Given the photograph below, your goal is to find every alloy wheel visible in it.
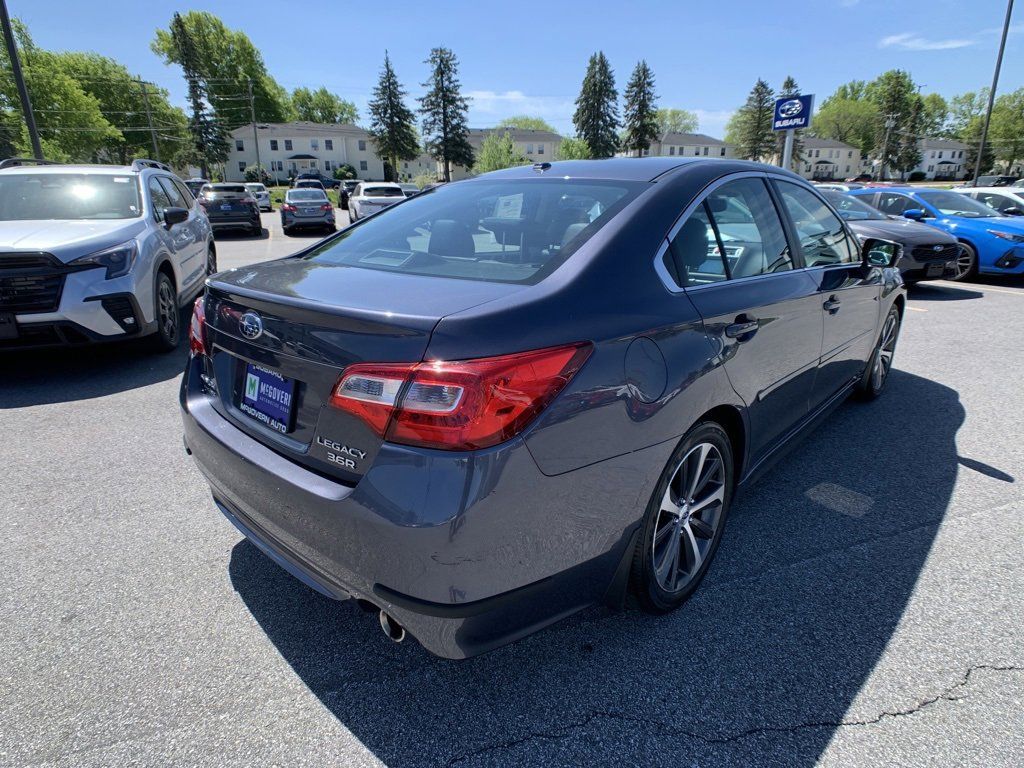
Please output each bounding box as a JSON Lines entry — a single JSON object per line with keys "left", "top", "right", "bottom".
{"left": 871, "top": 311, "right": 899, "bottom": 390}
{"left": 651, "top": 442, "right": 726, "bottom": 593}
{"left": 206, "top": 248, "right": 217, "bottom": 276}
{"left": 952, "top": 245, "right": 974, "bottom": 281}
{"left": 158, "top": 279, "right": 177, "bottom": 342}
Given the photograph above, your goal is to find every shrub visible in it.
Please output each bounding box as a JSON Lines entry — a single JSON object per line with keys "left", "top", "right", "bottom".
{"left": 243, "top": 165, "right": 271, "bottom": 184}
{"left": 907, "top": 171, "right": 926, "bottom": 182}
{"left": 333, "top": 164, "right": 357, "bottom": 180}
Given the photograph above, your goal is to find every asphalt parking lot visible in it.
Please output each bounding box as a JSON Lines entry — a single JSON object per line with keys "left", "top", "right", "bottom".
{"left": 2, "top": 216, "right": 1022, "bottom": 767}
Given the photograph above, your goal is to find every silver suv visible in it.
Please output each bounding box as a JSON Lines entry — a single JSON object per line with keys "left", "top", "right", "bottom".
{"left": 0, "top": 158, "right": 215, "bottom": 351}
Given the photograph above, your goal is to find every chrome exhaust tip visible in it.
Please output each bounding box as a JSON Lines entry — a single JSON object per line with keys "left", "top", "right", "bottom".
{"left": 379, "top": 610, "right": 406, "bottom": 643}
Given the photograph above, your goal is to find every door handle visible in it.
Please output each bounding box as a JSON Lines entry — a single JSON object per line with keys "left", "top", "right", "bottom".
{"left": 823, "top": 296, "right": 842, "bottom": 314}
{"left": 725, "top": 318, "right": 759, "bottom": 340}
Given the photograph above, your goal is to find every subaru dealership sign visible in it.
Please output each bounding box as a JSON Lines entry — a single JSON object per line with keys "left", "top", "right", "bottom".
{"left": 772, "top": 94, "right": 814, "bottom": 131}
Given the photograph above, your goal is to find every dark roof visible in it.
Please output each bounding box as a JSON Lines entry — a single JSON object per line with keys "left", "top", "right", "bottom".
{"left": 287, "top": 153, "right": 318, "bottom": 160}
{"left": 467, "top": 127, "right": 563, "bottom": 143}
{"left": 802, "top": 136, "right": 857, "bottom": 150}
{"left": 474, "top": 157, "right": 793, "bottom": 182}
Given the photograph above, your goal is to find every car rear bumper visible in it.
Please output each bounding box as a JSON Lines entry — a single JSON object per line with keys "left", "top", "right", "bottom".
{"left": 209, "top": 214, "right": 260, "bottom": 230}
{"left": 282, "top": 214, "right": 334, "bottom": 228}
{"left": 180, "top": 355, "right": 666, "bottom": 658}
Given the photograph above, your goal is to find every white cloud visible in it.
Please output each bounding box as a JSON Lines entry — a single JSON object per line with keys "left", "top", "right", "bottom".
{"left": 879, "top": 32, "right": 974, "bottom": 51}
{"left": 464, "top": 90, "right": 574, "bottom": 119}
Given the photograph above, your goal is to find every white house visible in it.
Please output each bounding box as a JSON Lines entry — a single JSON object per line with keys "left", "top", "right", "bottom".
{"left": 799, "top": 137, "right": 861, "bottom": 181}
{"left": 912, "top": 138, "right": 969, "bottom": 181}
{"left": 446, "top": 128, "right": 563, "bottom": 180}
{"left": 648, "top": 132, "right": 733, "bottom": 159}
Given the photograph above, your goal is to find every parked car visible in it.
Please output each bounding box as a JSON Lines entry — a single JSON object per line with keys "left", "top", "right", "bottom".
{"left": 293, "top": 179, "right": 326, "bottom": 194}
{"left": 280, "top": 188, "right": 335, "bottom": 235}
{"left": 820, "top": 190, "right": 958, "bottom": 283}
{"left": 966, "top": 175, "right": 1019, "bottom": 188}
{"left": 399, "top": 183, "right": 421, "bottom": 197}
{"left": 185, "top": 178, "right": 210, "bottom": 197}
{"left": 847, "top": 186, "right": 1024, "bottom": 280}
{"left": 848, "top": 174, "right": 873, "bottom": 183}
{"left": 181, "top": 157, "right": 905, "bottom": 658}
{"left": 294, "top": 172, "right": 340, "bottom": 190}
{"left": 245, "top": 182, "right": 272, "bottom": 212}
{"left": 349, "top": 182, "right": 406, "bottom": 220}
{"left": 0, "top": 157, "right": 214, "bottom": 351}
{"left": 198, "top": 184, "right": 262, "bottom": 237}
{"left": 956, "top": 186, "right": 1024, "bottom": 216}
{"left": 338, "top": 179, "right": 359, "bottom": 210}
{"left": 815, "top": 182, "right": 864, "bottom": 192}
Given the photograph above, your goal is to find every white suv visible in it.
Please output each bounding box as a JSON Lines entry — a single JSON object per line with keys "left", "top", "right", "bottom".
{"left": 0, "top": 158, "right": 215, "bottom": 351}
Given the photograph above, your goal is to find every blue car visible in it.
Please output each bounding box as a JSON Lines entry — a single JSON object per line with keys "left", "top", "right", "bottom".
{"left": 847, "top": 186, "right": 1024, "bottom": 280}
{"left": 182, "top": 158, "right": 905, "bottom": 658}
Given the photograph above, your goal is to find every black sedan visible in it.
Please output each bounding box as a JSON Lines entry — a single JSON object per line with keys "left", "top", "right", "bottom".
{"left": 822, "top": 190, "right": 958, "bottom": 283}
{"left": 198, "top": 184, "right": 262, "bottom": 237}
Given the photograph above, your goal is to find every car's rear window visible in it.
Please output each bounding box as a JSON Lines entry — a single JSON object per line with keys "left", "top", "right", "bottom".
{"left": 0, "top": 173, "right": 141, "bottom": 220}
{"left": 304, "top": 178, "right": 643, "bottom": 284}
{"left": 362, "top": 186, "right": 405, "bottom": 197}
{"left": 204, "top": 185, "right": 247, "bottom": 198}
{"left": 288, "top": 190, "right": 327, "bottom": 202}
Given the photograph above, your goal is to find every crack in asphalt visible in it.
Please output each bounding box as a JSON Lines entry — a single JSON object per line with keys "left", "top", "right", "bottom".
{"left": 444, "top": 664, "right": 1024, "bottom": 766}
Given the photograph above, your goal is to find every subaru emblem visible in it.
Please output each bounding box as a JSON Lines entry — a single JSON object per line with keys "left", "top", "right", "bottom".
{"left": 933, "top": 244, "right": 943, "bottom": 252}
{"left": 778, "top": 99, "right": 803, "bottom": 118}
{"left": 239, "top": 311, "right": 263, "bottom": 340}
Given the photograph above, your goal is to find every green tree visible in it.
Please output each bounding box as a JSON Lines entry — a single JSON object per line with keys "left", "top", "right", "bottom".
{"left": 865, "top": 70, "right": 918, "bottom": 175}
{"left": 991, "top": 88, "right": 1024, "bottom": 173}
{"left": 167, "top": 12, "right": 228, "bottom": 178}
{"left": 475, "top": 131, "right": 527, "bottom": 173}
{"left": 367, "top": 54, "right": 420, "bottom": 182}
{"left": 496, "top": 115, "right": 556, "bottom": 132}
{"left": 654, "top": 108, "right": 698, "bottom": 136}
{"left": 573, "top": 51, "right": 618, "bottom": 158}
{"left": 556, "top": 136, "right": 591, "bottom": 160}
{"left": 621, "top": 60, "right": 658, "bottom": 156}
{"left": 291, "top": 87, "right": 358, "bottom": 124}
{"left": 812, "top": 93, "right": 880, "bottom": 157}
{"left": 894, "top": 96, "right": 924, "bottom": 179}
{"left": 920, "top": 93, "right": 949, "bottom": 137}
{"left": 152, "top": 11, "right": 292, "bottom": 129}
{"left": 418, "top": 47, "right": 473, "bottom": 182}
{"left": 726, "top": 79, "right": 775, "bottom": 161}
{"left": 774, "top": 76, "right": 804, "bottom": 170}
{"left": 412, "top": 170, "right": 436, "bottom": 188}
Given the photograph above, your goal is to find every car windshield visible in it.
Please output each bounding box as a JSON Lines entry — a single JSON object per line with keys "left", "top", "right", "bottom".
{"left": 305, "top": 178, "right": 643, "bottom": 284}
{"left": 822, "top": 191, "right": 885, "bottom": 220}
{"left": 362, "top": 186, "right": 405, "bottom": 197}
{"left": 297, "top": 181, "right": 322, "bottom": 187}
{"left": 0, "top": 173, "right": 142, "bottom": 220}
{"left": 288, "top": 190, "right": 327, "bottom": 202}
{"left": 246, "top": 184, "right": 266, "bottom": 193}
{"left": 917, "top": 190, "right": 1001, "bottom": 218}
{"left": 203, "top": 186, "right": 248, "bottom": 199}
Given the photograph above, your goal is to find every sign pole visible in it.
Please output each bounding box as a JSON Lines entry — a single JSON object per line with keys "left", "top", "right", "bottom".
{"left": 781, "top": 129, "right": 794, "bottom": 171}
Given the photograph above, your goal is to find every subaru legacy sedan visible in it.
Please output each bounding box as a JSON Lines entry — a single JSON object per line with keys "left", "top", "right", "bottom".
{"left": 181, "top": 158, "right": 904, "bottom": 658}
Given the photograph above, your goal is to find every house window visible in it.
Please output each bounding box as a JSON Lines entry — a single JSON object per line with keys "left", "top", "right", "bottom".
{"left": 358, "top": 140, "right": 366, "bottom": 151}
{"left": 537, "top": 144, "right": 544, "bottom": 154}
{"left": 669, "top": 146, "right": 675, "bottom": 156}
{"left": 846, "top": 165, "right": 851, "bottom": 172}
{"left": 805, "top": 164, "right": 811, "bottom": 172}
{"left": 271, "top": 160, "right": 282, "bottom": 172}
{"left": 938, "top": 151, "right": 943, "bottom": 159}
{"left": 693, "top": 148, "right": 699, "bottom": 155}
{"left": 324, "top": 160, "right": 332, "bottom": 171}
{"left": 703, "top": 147, "right": 709, "bottom": 156}
{"left": 311, "top": 138, "right": 319, "bottom": 150}
{"left": 404, "top": 162, "right": 409, "bottom": 169}
{"left": 526, "top": 144, "right": 534, "bottom": 154}
{"left": 359, "top": 160, "right": 367, "bottom": 171}
{"left": 270, "top": 139, "right": 278, "bottom": 151}
{"left": 285, "top": 139, "right": 293, "bottom": 151}
{"left": 235, "top": 139, "right": 244, "bottom": 151}
{"left": 720, "top": 147, "right": 726, "bottom": 156}
{"left": 848, "top": 151, "right": 853, "bottom": 158}
{"left": 325, "top": 139, "right": 333, "bottom": 151}
{"left": 238, "top": 161, "right": 245, "bottom": 172}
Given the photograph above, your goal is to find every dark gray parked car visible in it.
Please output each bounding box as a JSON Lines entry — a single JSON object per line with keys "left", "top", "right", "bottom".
{"left": 198, "top": 184, "right": 262, "bottom": 237}
{"left": 821, "top": 189, "right": 959, "bottom": 283}
{"left": 280, "top": 189, "right": 335, "bottom": 235}
{"left": 181, "top": 158, "right": 905, "bottom": 658}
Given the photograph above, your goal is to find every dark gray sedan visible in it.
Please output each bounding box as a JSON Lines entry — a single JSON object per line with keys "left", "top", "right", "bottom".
{"left": 281, "top": 189, "right": 335, "bottom": 235}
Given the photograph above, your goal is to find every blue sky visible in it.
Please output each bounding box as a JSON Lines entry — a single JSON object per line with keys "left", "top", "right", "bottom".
{"left": 17, "top": 0, "right": 1023, "bottom": 137}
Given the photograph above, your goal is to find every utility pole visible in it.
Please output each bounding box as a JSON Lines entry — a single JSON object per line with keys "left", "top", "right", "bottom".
{"left": 0, "top": 0, "right": 41, "bottom": 159}
{"left": 879, "top": 114, "right": 897, "bottom": 181}
{"left": 247, "top": 78, "right": 261, "bottom": 178}
{"left": 138, "top": 81, "right": 160, "bottom": 162}
{"left": 973, "top": 0, "right": 1014, "bottom": 185}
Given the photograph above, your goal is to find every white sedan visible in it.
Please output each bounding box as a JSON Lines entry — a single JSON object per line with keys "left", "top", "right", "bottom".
{"left": 349, "top": 182, "right": 406, "bottom": 221}
{"left": 956, "top": 186, "right": 1024, "bottom": 217}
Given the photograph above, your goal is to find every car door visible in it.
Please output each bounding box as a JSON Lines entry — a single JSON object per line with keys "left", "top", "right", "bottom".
{"left": 974, "top": 191, "right": 1021, "bottom": 215}
{"left": 157, "top": 176, "right": 205, "bottom": 293}
{"left": 147, "top": 176, "right": 191, "bottom": 298}
{"left": 773, "top": 180, "right": 881, "bottom": 409}
{"left": 664, "top": 174, "right": 824, "bottom": 462}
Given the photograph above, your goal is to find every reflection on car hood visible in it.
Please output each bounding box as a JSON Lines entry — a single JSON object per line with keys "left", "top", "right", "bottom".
{"left": 845, "top": 218, "right": 957, "bottom": 245}
{"left": 0, "top": 218, "right": 146, "bottom": 262}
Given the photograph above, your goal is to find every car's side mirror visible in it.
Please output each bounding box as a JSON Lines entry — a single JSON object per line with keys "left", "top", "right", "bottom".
{"left": 902, "top": 208, "right": 925, "bottom": 221}
{"left": 164, "top": 207, "right": 189, "bottom": 229}
{"left": 861, "top": 237, "right": 902, "bottom": 268}
{"left": 1003, "top": 206, "right": 1023, "bottom": 216}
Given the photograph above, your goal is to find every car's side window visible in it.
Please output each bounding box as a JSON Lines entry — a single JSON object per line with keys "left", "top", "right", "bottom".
{"left": 667, "top": 203, "right": 727, "bottom": 287}
{"left": 170, "top": 178, "right": 195, "bottom": 207}
{"left": 704, "top": 178, "right": 793, "bottom": 278}
{"left": 875, "top": 193, "right": 915, "bottom": 216}
{"left": 775, "top": 181, "right": 856, "bottom": 266}
{"left": 157, "top": 176, "right": 187, "bottom": 211}
{"left": 148, "top": 177, "right": 172, "bottom": 222}
{"left": 978, "top": 192, "right": 1011, "bottom": 212}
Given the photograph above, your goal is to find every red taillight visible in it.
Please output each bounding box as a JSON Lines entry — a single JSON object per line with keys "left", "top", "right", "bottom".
{"left": 281, "top": 203, "right": 297, "bottom": 212}
{"left": 329, "top": 343, "right": 592, "bottom": 450}
{"left": 189, "top": 296, "right": 207, "bottom": 356}
{"left": 320, "top": 204, "right": 332, "bottom": 211}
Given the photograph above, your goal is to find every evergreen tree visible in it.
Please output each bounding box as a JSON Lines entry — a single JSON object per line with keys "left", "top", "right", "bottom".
{"left": 727, "top": 79, "right": 775, "bottom": 161}
{"left": 169, "top": 12, "right": 227, "bottom": 178}
{"left": 622, "top": 60, "right": 658, "bottom": 156}
{"left": 573, "top": 52, "right": 619, "bottom": 158}
{"left": 475, "top": 131, "right": 528, "bottom": 173}
{"left": 418, "top": 47, "right": 473, "bottom": 182}
{"left": 368, "top": 53, "right": 420, "bottom": 182}
{"left": 774, "top": 76, "right": 804, "bottom": 170}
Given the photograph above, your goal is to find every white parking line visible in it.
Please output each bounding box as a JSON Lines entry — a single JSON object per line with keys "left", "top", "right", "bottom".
{"left": 907, "top": 306, "right": 928, "bottom": 312}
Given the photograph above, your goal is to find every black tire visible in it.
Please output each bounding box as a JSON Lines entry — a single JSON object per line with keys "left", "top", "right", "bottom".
{"left": 951, "top": 242, "right": 978, "bottom": 282}
{"left": 857, "top": 304, "right": 901, "bottom": 400}
{"left": 282, "top": 224, "right": 292, "bottom": 236}
{"left": 205, "top": 245, "right": 217, "bottom": 276}
{"left": 251, "top": 223, "right": 262, "bottom": 237}
{"left": 151, "top": 271, "right": 180, "bottom": 352}
{"left": 630, "top": 421, "right": 734, "bottom": 614}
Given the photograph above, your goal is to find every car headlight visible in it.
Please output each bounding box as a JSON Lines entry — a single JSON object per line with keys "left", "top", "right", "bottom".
{"left": 986, "top": 229, "right": 1024, "bottom": 243}
{"left": 70, "top": 240, "right": 138, "bottom": 279}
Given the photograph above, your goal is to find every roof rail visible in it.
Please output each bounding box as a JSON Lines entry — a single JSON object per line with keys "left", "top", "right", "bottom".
{"left": 0, "top": 157, "right": 61, "bottom": 169}
{"left": 130, "top": 158, "right": 171, "bottom": 172}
